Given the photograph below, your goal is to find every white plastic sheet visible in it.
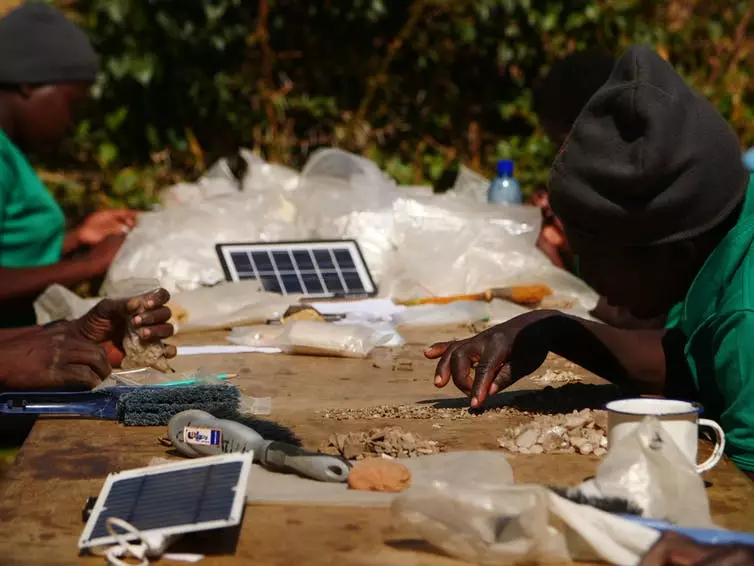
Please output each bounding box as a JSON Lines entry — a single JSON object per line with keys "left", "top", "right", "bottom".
{"left": 393, "top": 483, "right": 659, "bottom": 565}
{"left": 105, "top": 148, "right": 600, "bottom": 313}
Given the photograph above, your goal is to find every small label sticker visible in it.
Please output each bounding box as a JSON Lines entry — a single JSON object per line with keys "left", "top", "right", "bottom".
{"left": 183, "top": 426, "right": 222, "bottom": 447}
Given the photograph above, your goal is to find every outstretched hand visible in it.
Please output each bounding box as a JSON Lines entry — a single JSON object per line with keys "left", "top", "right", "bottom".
{"left": 70, "top": 288, "right": 177, "bottom": 367}
{"left": 424, "top": 313, "right": 551, "bottom": 408}
{"left": 77, "top": 209, "right": 139, "bottom": 246}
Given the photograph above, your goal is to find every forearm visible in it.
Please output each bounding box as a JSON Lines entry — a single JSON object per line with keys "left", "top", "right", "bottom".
{"left": 0, "top": 260, "right": 98, "bottom": 302}
{"left": 519, "top": 310, "right": 690, "bottom": 396}
{"left": 62, "top": 229, "right": 81, "bottom": 256}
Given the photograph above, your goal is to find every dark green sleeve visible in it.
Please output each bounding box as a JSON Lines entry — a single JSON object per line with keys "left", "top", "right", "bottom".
{"left": 707, "top": 311, "right": 754, "bottom": 471}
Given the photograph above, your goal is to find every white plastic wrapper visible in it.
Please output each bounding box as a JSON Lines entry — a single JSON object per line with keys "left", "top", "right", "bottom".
{"left": 446, "top": 164, "right": 490, "bottom": 204}
{"left": 168, "top": 281, "right": 296, "bottom": 334}
{"left": 106, "top": 148, "right": 600, "bottom": 313}
{"left": 104, "top": 191, "right": 303, "bottom": 294}
{"left": 34, "top": 284, "right": 100, "bottom": 324}
{"left": 227, "top": 320, "right": 393, "bottom": 358}
{"left": 393, "top": 483, "right": 659, "bottom": 566}
{"left": 580, "top": 416, "right": 714, "bottom": 528}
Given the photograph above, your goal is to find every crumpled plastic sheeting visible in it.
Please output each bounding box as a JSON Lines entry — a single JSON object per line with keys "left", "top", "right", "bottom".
{"left": 34, "top": 284, "right": 100, "bottom": 324}
{"left": 104, "top": 191, "right": 303, "bottom": 294}
{"left": 393, "top": 483, "right": 659, "bottom": 566}
{"left": 167, "top": 281, "right": 296, "bottom": 334}
{"left": 581, "top": 416, "right": 714, "bottom": 529}
{"left": 106, "top": 148, "right": 600, "bottom": 311}
{"left": 446, "top": 164, "right": 490, "bottom": 204}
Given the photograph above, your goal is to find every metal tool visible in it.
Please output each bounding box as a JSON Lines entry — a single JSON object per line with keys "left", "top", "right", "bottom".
{"left": 168, "top": 410, "right": 351, "bottom": 483}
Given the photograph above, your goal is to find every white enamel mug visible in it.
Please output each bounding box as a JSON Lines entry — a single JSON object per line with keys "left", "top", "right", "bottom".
{"left": 605, "top": 398, "right": 726, "bottom": 473}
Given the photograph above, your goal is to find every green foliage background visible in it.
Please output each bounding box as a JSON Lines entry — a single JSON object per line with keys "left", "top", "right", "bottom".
{"left": 41, "top": 0, "right": 754, "bottom": 218}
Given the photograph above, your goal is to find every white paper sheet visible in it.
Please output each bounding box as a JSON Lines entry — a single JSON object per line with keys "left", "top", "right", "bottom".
{"left": 176, "top": 345, "right": 282, "bottom": 356}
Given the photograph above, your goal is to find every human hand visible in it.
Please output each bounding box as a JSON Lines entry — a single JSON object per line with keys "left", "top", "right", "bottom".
{"left": 77, "top": 209, "right": 139, "bottom": 246}
{"left": 640, "top": 532, "right": 754, "bottom": 566}
{"left": 424, "top": 312, "right": 551, "bottom": 408}
{"left": 70, "top": 288, "right": 177, "bottom": 367}
{"left": 0, "top": 326, "right": 111, "bottom": 390}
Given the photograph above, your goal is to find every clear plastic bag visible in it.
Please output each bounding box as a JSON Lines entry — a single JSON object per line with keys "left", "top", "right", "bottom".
{"left": 227, "top": 320, "right": 390, "bottom": 358}
{"left": 33, "top": 284, "right": 100, "bottom": 324}
{"left": 167, "top": 281, "right": 295, "bottom": 334}
{"left": 392, "top": 301, "right": 490, "bottom": 328}
{"left": 393, "top": 483, "right": 659, "bottom": 566}
{"left": 586, "top": 416, "right": 714, "bottom": 528}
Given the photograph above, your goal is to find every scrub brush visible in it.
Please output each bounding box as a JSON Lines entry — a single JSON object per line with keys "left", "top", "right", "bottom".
{"left": 0, "top": 384, "right": 242, "bottom": 426}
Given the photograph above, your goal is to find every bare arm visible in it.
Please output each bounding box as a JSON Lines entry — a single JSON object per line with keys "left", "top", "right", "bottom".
{"left": 0, "top": 259, "right": 100, "bottom": 303}
{"left": 62, "top": 229, "right": 81, "bottom": 256}
{"left": 527, "top": 312, "right": 690, "bottom": 396}
{"left": 428, "top": 310, "right": 693, "bottom": 407}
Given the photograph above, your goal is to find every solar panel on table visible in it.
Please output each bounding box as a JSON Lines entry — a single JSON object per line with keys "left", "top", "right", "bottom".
{"left": 79, "top": 453, "right": 252, "bottom": 549}
{"left": 216, "top": 240, "right": 377, "bottom": 298}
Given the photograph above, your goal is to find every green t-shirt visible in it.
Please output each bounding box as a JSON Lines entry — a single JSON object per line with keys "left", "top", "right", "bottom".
{"left": 668, "top": 174, "right": 754, "bottom": 471}
{"left": 0, "top": 129, "right": 65, "bottom": 327}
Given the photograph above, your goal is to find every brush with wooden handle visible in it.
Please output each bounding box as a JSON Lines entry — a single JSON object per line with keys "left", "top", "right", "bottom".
{"left": 396, "top": 284, "right": 553, "bottom": 307}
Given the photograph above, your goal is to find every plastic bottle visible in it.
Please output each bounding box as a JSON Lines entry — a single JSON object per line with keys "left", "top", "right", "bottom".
{"left": 487, "top": 159, "right": 522, "bottom": 205}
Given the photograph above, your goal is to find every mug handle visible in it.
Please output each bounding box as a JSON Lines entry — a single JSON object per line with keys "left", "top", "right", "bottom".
{"left": 697, "top": 419, "right": 726, "bottom": 473}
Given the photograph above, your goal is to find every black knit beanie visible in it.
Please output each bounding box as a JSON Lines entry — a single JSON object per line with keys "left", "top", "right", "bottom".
{"left": 0, "top": 2, "right": 98, "bottom": 85}
{"left": 549, "top": 44, "right": 747, "bottom": 247}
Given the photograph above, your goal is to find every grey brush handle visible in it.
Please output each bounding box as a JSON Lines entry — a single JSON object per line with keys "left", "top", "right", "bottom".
{"left": 263, "top": 441, "right": 351, "bottom": 483}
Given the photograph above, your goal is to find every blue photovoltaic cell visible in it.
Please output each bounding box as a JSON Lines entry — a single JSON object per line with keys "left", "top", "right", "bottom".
{"left": 221, "top": 243, "right": 373, "bottom": 297}
{"left": 88, "top": 461, "right": 242, "bottom": 541}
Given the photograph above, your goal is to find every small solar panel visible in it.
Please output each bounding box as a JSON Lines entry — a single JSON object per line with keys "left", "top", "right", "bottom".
{"left": 79, "top": 453, "right": 252, "bottom": 550}
{"left": 216, "top": 240, "right": 377, "bottom": 298}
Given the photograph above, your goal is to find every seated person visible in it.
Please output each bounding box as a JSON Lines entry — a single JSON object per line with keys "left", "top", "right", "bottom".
{"left": 0, "top": 3, "right": 139, "bottom": 328}
{"left": 531, "top": 49, "right": 668, "bottom": 330}
{"left": 427, "top": 45, "right": 754, "bottom": 479}
{"left": 0, "top": 287, "right": 176, "bottom": 391}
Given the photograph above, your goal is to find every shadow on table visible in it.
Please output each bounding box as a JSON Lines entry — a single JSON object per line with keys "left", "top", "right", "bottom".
{"left": 384, "top": 538, "right": 449, "bottom": 558}
{"left": 168, "top": 521, "right": 243, "bottom": 556}
{"left": 416, "top": 383, "right": 627, "bottom": 414}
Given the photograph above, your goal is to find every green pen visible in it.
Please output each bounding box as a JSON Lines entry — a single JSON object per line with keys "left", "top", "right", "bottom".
{"left": 156, "top": 373, "right": 237, "bottom": 387}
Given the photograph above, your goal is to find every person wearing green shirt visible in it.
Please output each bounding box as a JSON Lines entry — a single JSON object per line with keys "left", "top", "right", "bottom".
{"left": 0, "top": 3, "right": 139, "bottom": 328}
{"left": 426, "top": 45, "right": 754, "bottom": 479}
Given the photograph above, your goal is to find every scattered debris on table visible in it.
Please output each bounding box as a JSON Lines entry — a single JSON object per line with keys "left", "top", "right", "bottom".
{"left": 320, "top": 384, "right": 625, "bottom": 421}
{"left": 347, "top": 458, "right": 412, "bottom": 492}
{"left": 321, "top": 427, "right": 442, "bottom": 459}
{"left": 497, "top": 409, "right": 608, "bottom": 455}
{"left": 528, "top": 369, "right": 584, "bottom": 386}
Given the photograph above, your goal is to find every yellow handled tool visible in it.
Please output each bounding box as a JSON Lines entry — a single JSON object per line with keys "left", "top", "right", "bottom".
{"left": 396, "top": 284, "right": 553, "bottom": 307}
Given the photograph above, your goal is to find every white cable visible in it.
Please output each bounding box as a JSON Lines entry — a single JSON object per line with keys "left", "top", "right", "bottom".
{"left": 103, "top": 518, "right": 149, "bottom": 566}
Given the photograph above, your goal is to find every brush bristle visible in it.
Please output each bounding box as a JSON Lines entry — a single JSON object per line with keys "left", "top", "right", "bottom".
{"left": 230, "top": 415, "right": 301, "bottom": 446}
{"left": 548, "top": 486, "right": 644, "bottom": 516}
{"left": 117, "top": 384, "right": 241, "bottom": 426}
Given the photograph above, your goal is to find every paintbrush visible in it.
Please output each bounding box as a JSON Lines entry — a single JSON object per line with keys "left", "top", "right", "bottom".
{"left": 396, "top": 284, "right": 553, "bottom": 307}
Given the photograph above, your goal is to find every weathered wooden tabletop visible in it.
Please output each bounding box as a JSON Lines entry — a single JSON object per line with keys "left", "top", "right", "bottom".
{"left": 1, "top": 326, "right": 753, "bottom": 566}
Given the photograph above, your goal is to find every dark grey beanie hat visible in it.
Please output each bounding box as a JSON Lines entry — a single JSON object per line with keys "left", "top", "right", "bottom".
{"left": 0, "top": 2, "right": 99, "bottom": 85}
{"left": 549, "top": 44, "right": 747, "bottom": 247}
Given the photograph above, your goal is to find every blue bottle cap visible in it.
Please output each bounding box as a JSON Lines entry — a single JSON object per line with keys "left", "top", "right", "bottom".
{"left": 743, "top": 148, "right": 754, "bottom": 172}
{"left": 497, "top": 159, "right": 514, "bottom": 177}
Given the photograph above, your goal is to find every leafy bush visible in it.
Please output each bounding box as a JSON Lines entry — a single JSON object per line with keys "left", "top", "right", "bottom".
{"left": 40, "top": 0, "right": 754, "bottom": 216}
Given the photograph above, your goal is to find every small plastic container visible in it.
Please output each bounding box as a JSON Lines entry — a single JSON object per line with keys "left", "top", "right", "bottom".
{"left": 487, "top": 159, "right": 523, "bottom": 205}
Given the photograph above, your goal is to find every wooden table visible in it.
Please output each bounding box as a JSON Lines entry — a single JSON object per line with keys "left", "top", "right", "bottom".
{"left": 1, "top": 326, "right": 753, "bottom": 566}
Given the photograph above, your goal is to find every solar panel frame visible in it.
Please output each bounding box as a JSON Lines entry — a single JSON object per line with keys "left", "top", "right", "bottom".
{"left": 216, "top": 239, "right": 378, "bottom": 299}
{"left": 78, "top": 453, "right": 253, "bottom": 550}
